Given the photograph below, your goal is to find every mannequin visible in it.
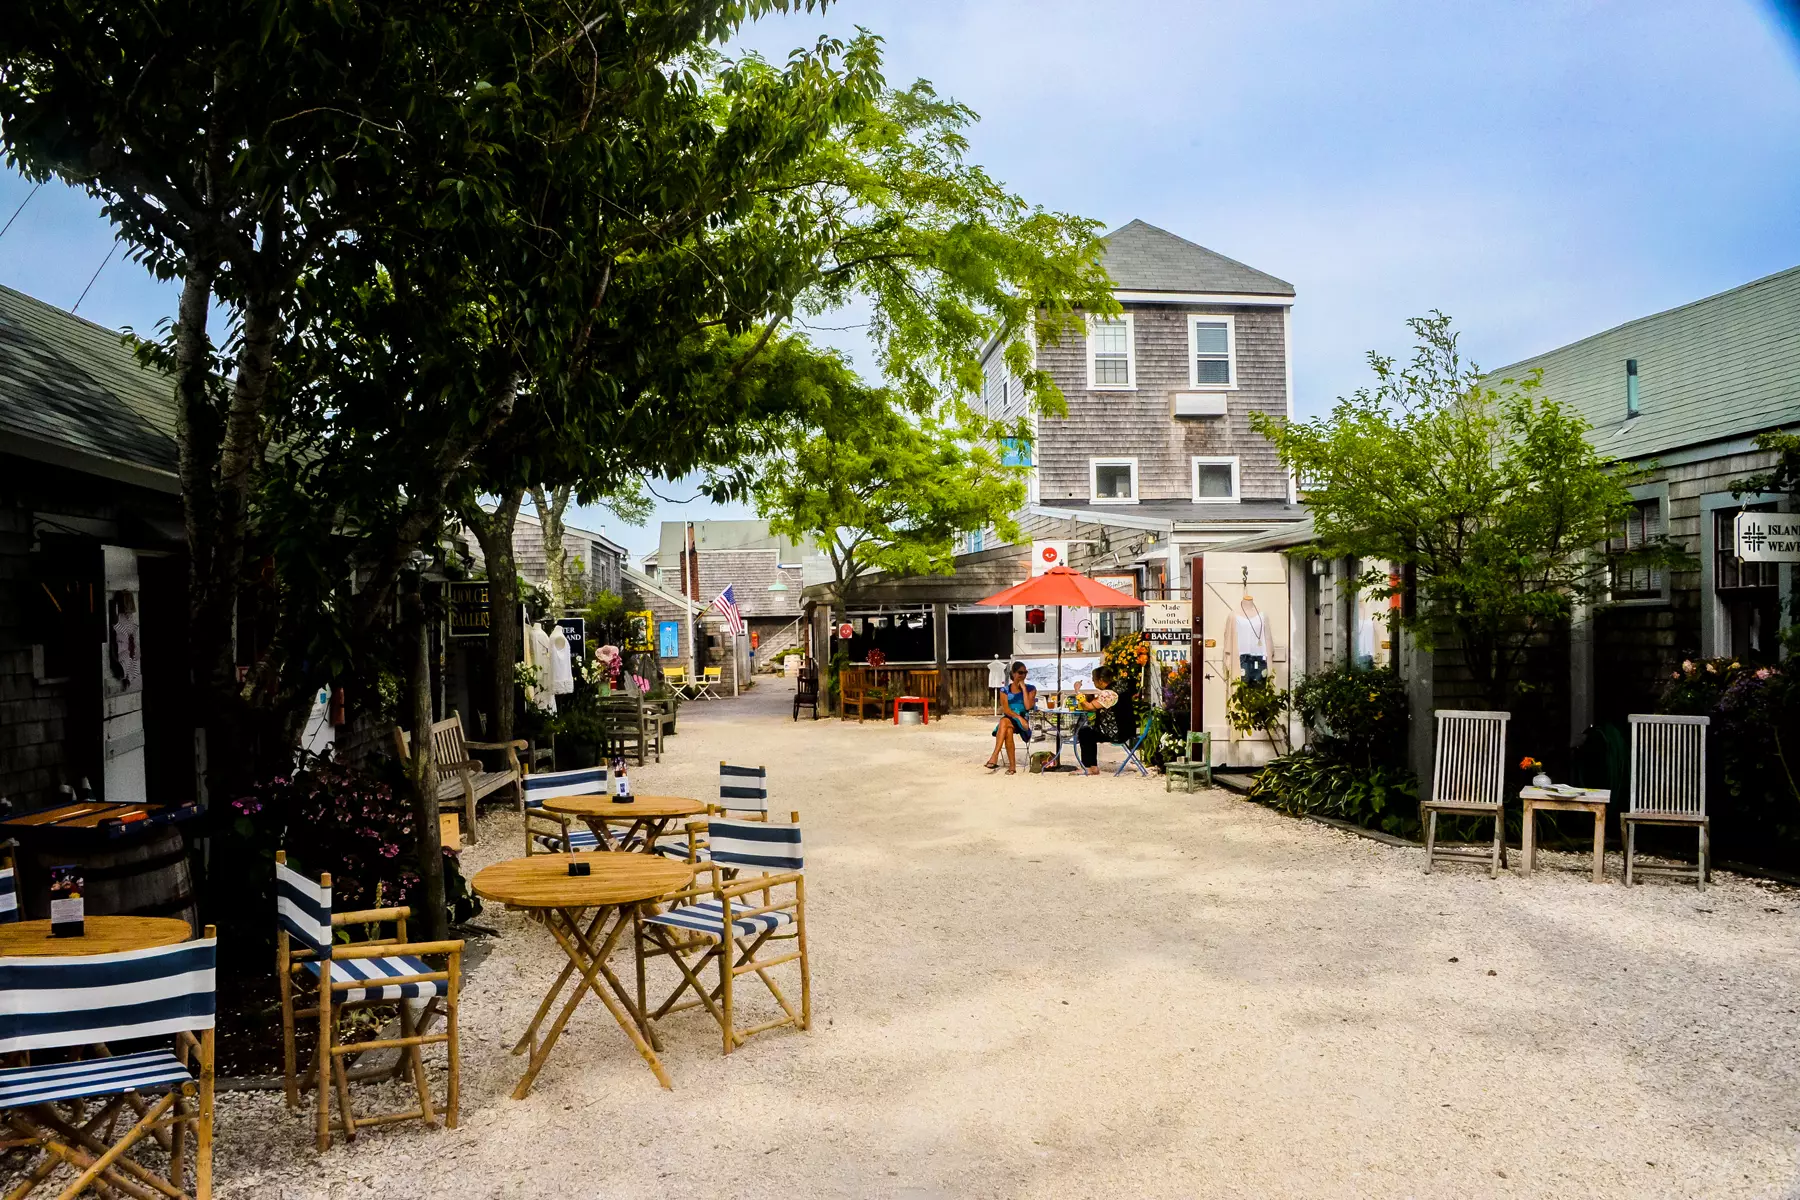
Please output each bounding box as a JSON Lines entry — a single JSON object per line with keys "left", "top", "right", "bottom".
{"left": 1222, "top": 593, "right": 1271, "bottom": 685}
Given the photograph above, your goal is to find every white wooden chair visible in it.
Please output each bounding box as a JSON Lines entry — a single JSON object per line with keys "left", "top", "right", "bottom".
{"left": 1623, "top": 714, "right": 1710, "bottom": 891}
{"left": 1421, "top": 710, "right": 1511, "bottom": 878}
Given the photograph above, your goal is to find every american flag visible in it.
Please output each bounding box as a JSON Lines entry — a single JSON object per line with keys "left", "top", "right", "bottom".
{"left": 710, "top": 585, "right": 745, "bottom": 637}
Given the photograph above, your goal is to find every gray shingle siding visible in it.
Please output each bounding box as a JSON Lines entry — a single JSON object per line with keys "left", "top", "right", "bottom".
{"left": 1032, "top": 303, "right": 1289, "bottom": 504}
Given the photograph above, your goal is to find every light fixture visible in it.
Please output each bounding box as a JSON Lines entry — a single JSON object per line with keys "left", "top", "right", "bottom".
{"left": 767, "top": 579, "right": 789, "bottom": 592}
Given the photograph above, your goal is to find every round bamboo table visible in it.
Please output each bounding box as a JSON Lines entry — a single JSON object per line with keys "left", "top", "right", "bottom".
{"left": 472, "top": 853, "right": 693, "bottom": 1096}
{"left": 539, "top": 794, "right": 705, "bottom": 852}
{"left": 0, "top": 916, "right": 191, "bottom": 957}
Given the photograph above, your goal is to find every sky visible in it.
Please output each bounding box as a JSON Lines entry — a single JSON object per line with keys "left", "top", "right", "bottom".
{"left": 3, "top": 0, "right": 1798, "bottom": 557}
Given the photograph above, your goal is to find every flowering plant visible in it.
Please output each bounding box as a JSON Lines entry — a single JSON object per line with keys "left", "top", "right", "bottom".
{"left": 867, "top": 648, "right": 887, "bottom": 667}
{"left": 1519, "top": 757, "right": 1543, "bottom": 771}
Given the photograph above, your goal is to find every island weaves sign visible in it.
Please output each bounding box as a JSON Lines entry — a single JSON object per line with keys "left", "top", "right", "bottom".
{"left": 1736, "top": 511, "right": 1800, "bottom": 563}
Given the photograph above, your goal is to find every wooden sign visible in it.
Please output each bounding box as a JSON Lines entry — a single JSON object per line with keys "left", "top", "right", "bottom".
{"left": 447, "top": 581, "right": 491, "bottom": 637}
{"left": 1736, "top": 511, "right": 1800, "bottom": 563}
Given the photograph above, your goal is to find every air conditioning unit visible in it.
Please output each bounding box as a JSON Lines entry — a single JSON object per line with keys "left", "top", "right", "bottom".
{"left": 1173, "top": 392, "right": 1228, "bottom": 417}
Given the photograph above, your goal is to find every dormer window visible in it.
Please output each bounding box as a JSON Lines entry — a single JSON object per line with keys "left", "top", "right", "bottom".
{"left": 1189, "top": 315, "right": 1237, "bottom": 389}
{"left": 1086, "top": 314, "right": 1135, "bottom": 390}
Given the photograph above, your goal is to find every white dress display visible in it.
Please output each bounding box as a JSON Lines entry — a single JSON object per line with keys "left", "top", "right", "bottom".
{"left": 526, "top": 624, "right": 557, "bottom": 712}
{"left": 548, "top": 627, "right": 575, "bottom": 694}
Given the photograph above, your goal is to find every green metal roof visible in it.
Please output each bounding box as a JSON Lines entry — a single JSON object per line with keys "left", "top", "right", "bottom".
{"left": 0, "top": 283, "right": 178, "bottom": 487}
{"left": 1490, "top": 264, "right": 1800, "bottom": 461}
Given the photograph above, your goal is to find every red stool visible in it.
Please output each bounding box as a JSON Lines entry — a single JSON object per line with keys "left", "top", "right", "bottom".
{"left": 893, "top": 695, "right": 930, "bottom": 725}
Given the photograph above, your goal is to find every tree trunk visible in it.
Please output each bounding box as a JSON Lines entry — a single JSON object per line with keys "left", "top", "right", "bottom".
{"left": 404, "top": 584, "right": 447, "bottom": 943}
{"left": 466, "top": 489, "right": 526, "bottom": 741}
{"left": 531, "top": 484, "right": 574, "bottom": 616}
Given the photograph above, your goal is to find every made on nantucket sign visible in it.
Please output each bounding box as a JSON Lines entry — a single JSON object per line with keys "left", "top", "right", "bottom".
{"left": 1736, "top": 511, "right": 1800, "bottom": 563}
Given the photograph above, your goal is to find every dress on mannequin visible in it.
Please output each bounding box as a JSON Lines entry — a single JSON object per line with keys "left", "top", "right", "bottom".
{"left": 1234, "top": 598, "right": 1269, "bottom": 685}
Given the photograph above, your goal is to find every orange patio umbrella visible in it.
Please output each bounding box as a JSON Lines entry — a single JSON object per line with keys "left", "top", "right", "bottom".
{"left": 977, "top": 566, "right": 1146, "bottom": 699}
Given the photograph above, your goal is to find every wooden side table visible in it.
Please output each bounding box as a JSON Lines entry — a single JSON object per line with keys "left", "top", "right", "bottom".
{"left": 1520, "top": 787, "right": 1612, "bottom": 882}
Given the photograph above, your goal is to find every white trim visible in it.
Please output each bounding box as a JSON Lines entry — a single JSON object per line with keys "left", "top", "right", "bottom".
{"left": 1190, "top": 456, "right": 1240, "bottom": 504}
{"left": 1186, "top": 314, "right": 1237, "bottom": 390}
{"left": 1085, "top": 312, "right": 1136, "bottom": 391}
{"left": 1113, "top": 290, "right": 1294, "bottom": 307}
{"left": 1088, "top": 457, "right": 1139, "bottom": 505}
{"left": 1284, "top": 306, "right": 1295, "bottom": 502}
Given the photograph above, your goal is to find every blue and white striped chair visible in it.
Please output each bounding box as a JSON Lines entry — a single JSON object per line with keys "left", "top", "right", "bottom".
{"left": 276, "top": 852, "right": 462, "bottom": 1151}
{"left": 0, "top": 854, "right": 19, "bottom": 922}
{"left": 522, "top": 765, "right": 646, "bottom": 855}
{"left": 0, "top": 929, "right": 216, "bottom": 1198}
{"left": 638, "top": 818, "right": 811, "bottom": 1055}
{"left": 652, "top": 762, "right": 769, "bottom": 863}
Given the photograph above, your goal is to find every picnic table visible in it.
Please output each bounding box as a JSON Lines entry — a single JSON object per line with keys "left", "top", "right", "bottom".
{"left": 471, "top": 853, "right": 693, "bottom": 1096}
{"left": 539, "top": 793, "right": 706, "bottom": 852}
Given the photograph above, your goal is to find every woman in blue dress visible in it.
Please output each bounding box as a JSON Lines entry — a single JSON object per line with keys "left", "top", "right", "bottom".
{"left": 984, "top": 660, "right": 1037, "bottom": 774}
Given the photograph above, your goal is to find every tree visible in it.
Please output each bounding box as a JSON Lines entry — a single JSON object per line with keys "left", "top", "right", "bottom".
{"left": 756, "top": 379, "right": 1026, "bottom": 610}
{"left": 1251, "top": 313, "right": 1681, "bottom": 709}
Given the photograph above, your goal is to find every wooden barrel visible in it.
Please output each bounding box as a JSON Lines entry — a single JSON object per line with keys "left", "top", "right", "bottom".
{"left": 29, "top": 825, "right": 197, "bottom": 934}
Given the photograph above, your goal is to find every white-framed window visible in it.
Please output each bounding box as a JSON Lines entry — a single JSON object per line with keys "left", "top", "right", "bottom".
{"left": 1188, "top": 314, "right": 1237, "bottom": 389}
{"left": 1090, "top": 457, "right": 1138, "bottom": 504}
{"left": 1191, "top": 456, "right": 1239, "bottom": 503}
{"left": 1086, "top": 313, "right": 1135, "bottom": 390}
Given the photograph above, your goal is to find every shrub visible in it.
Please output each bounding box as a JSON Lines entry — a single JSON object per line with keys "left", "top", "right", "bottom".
{"left": 1249, "top": 746, "right": 1419, "bottom": 837}
{"left": 1658, "top": 657, "right": 1800, "bottom": 867}
{"left": 1226, "top": 677, "right": 1292, "bottom": 755}
{"left": 1293, "top": 665, "right": 1410, "bottom": 767}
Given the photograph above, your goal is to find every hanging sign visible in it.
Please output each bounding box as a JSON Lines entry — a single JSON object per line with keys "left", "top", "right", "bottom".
{"left": 1031, "top": 540, "right": 1067, "bottom": 576}
{"left": 1736, "top": 511, "right": 1800, "bottom": 563}
{"left": 837, "top": 622, "right": 854, "bottom": 640}
{"left": 447, "top": 581, "right": 491, "bottom": 637}
{"left": 1143, "top": 599, "right": 1192, "bottom": 665}
{"left": 1091, "top": 572, "right": 1138, "bottom": 598}
{"left": 556, "top": 618, "right": 586, "bottom": 671}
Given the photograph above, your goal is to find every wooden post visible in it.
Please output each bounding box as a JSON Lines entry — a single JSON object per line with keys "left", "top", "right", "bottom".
{"left": 405, "top": 585, "right": 448, "bottom": 944}
{"left": 1190, "top": 554, "right": 1204, "bottom": 738}
{"left": 932, "top": 601, "right": 949, "bottom": 712}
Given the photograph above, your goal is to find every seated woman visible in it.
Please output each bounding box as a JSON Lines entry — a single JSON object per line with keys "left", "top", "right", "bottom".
{"left": 985, "top": 660, "right": 1037, "bottom": 774}
{"left": 1072, "top": 668, "right": 1121, "bottom": 777}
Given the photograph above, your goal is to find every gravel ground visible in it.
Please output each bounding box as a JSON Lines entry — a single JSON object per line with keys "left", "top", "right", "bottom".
{"left": 202, "top": 683, "right": 1800, "bottom": 1199}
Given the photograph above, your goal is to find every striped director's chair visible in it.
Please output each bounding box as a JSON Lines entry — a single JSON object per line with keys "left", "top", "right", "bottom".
{"left": 276, "top": 853, "right": 462, "bottom": 1151}
{"left": 0, "top": 930, "right": 217, "bottom": 1198}
{"left": 0, "top": 851, "right": 18, "bottom": 922}
{"left": 521, "top": 765, "right": 654, "bottom": 855}
{"left": 653, "top": 762, "right": 770, "bottom": 863}
{"left": 637, "top": 819, "right": 811, "bottom": 1055}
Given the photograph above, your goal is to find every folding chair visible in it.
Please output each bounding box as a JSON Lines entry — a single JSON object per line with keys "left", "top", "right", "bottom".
{"left": 693, "top": 667, "right": 724, "bottom": 701}
{"left": 1114, "top": 719, "right": 1151, "bottom": 777}
{"left": 637, "top": 818, "right": 810, "bottom": 1055}
{"left": 0, "top": 931, "right": 216, "bottom": 1199}
{"left": 1421, "top": 710, "right": 1511, "bottom": 878}
{"left": 663, "top": 666, "right": 693, "bottom": 699}
{"left": 1165, "top": 730, "right": 1213, "bottom": 792}
{"left": 1623, "top": 714, "right": 1710, "bottom": 891}
{"left": 521, "top": 765, "right": 644, "bottom": 855}
{"left": 653, "top": 763, "right": 768, "bottom": 863}
{"left": 0, "top": 851, "right": 19, "bottom": 921}
{"left": 276, "top": 853, "right": 462, "bottom": 1151}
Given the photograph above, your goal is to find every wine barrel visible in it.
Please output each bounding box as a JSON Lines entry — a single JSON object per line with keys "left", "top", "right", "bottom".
{"left": 28, "top": 825, "right": 197, "bottom": 933}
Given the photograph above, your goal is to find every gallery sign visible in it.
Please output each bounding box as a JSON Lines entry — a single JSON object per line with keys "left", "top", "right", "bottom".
{"left": 447, "top": 581, "right": 490, "bottom": 637}
{"left": 1736, "top": 511, "right": 1800, "bottom": 563}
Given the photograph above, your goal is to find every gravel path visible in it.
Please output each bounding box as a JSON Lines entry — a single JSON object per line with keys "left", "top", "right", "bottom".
{"left": 209, "top": 684, "right": 1800, "bottom": 1198}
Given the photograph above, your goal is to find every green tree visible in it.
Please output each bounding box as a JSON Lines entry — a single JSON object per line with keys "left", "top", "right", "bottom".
{"left": 756, "top": 379, "right": 1026, "bottom": 610}
{"left": 1252, "top": 313, "right": 1681, "bottom": 709}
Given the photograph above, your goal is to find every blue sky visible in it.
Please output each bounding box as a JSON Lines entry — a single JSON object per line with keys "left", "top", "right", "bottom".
{"left": 4, "top": 0, "right": 1798, "bottom": 556}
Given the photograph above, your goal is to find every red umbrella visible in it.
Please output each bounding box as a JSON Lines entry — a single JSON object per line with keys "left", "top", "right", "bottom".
{"left": 977, "top": 566, "right": 1145, "bottom": 699}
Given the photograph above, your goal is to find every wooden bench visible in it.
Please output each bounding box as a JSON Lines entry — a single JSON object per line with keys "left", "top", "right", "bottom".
{"left": 394, "top": 711, "right": 524, "bottom": 845}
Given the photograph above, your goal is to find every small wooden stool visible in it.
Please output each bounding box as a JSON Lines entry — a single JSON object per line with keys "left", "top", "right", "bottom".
{"left": 892, "top": 695, "right": 930, "bottom": 724}
{"left": 1520, "top": 787, "right": 1612, "bottom": 882}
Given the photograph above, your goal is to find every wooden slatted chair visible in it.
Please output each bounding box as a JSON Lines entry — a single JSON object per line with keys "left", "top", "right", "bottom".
{"left": 0, "top": 852, "right": 18, "bottom": 922}
{"left": 636, "top": 818, "right": 810, "bottom": 1054}
{"left": 393, "top": 713, "right": 524, "bottom": 845}
{"left": 1421, "top": 710, "right": 1511, "bottom": 878}
{"left": 792, "top": 660, "right": 820, "bottom": 721}
{"left": 653, "top": 763, "right": 769, "bottom": 863}
{"left": 1623, "top": 714, "right": 1710, "bottom": 891}
{"left": 276, "top": 853, "right": 461, "bottom": 1151}
{"left": 0, "top": 931, "right": 216, "bottom": 1198}
{"left": 521, "top": 765, "right": 646, "bottom": 855}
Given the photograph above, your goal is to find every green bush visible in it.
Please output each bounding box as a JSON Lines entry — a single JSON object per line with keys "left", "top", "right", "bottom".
{"left": 1293, "top": 665, "right": 1410, "bottom": 768}
{"left": 1249, "top": 746, "right": 1419, "bottom": 837}
{"left": 1226, "top": 678, "right": 1292, "bottom": 755}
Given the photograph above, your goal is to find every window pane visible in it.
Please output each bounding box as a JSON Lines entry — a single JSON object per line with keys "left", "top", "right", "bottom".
{"left": 1194, "top": 357, "right": 1230, "bottom": 385}
{"left": 1092, "top": 320, "right": 1127, "bottom": 355}
{"left": 1195, "top": 464, "right": 1234, "bottom": 498}
{"left": 1095, "top": 464, "right": 1134, "bottom": 499}
{"left": 1193, "top": 322, "right": 1228, "bottom": 355}
{"left": 1093, "top": 356, "right": 1129, "bottom": 386}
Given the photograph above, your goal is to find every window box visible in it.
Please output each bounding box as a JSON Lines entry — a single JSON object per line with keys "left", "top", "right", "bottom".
{"left": 1173, "top": 392, "right": 1228, "bottom": 417}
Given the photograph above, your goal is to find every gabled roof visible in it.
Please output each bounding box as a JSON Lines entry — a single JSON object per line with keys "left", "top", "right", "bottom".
{"left": 1100, "top": 220, "right": 1295, "bottom": 298}
{"left": 1490, "top": 264, "right": 1800, "bottom": 461}
{"left": 0, "top": 283, "right": 179, "bottom": 491}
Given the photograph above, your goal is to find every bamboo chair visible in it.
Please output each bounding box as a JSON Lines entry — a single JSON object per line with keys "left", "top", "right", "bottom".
{"left": 1421, "top": 710, "right": 1511, "bottom": 878}
{"left": 637, "top": 817, "right": 810, "bottom": 1055}
{"left": 276, "top": 853, "right": 462, "bottom": 1151}
{"left": 0, "top": 930, "right": 216, "bottom": 1198}
{"left": 1623, "top": 714, "right": 1710, "bottom": 891}
{"left": 0, "top": 851, "right": 18, "bottom": 922}
{"left": 652, "top": 763, "right": 769, "bottom": 863}
{"left": 521, "top": 764, "right": 646, "bottom": 854}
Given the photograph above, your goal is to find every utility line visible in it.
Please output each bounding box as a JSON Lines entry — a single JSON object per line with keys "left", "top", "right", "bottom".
{"left": 71, "top": 240, "right": 120, "bottom": 314}
{"left": 0, "top": 181, "right": 44, "bottom": 241}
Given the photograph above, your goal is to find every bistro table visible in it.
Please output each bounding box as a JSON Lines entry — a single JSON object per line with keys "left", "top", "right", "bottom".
{"left": 539, "top": 793, "right": 706, "bottom": 853}
{"left": 472, "top": 853, "right": 693, "bottom": 1097}
{"left": 1519, "top": 786, "right": 1613, "bottom": 882}
{"left": 1035, "top": 707, "right": 1086, "bottom": 772}
{"left": 0, "top": 915, "right": 191, "bottom": 957}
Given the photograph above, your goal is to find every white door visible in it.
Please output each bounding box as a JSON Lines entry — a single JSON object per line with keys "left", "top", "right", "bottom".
{"left": 101, "top": 545, "right": 147, "bottom": 802}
